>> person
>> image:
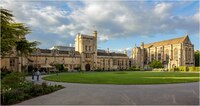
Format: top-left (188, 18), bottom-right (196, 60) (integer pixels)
top-left (32, 69), bottom-right (35, 81)
top-left (36, 70), bottom-right (40, 81)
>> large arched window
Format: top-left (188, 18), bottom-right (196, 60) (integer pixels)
top-left (174, 48), bottom-right (178, 60)
top-left (158, 50), bottom-right (162, 61)
top-left (151, 51), bottom-right (154, 61)
top-left (185, 48), bottom-right (188, 61)
top-left (165, 49), bottom-right (169, 61)
top-left (188, 48), bottom-right (191, 61)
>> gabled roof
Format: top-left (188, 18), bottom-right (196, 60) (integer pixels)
top-left (144, 35), bottom-right (189, 48)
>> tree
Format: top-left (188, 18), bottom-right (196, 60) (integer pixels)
top-left (1, 8), bottom-right (38, 56)
top-left (194, 51), bottom-right (200, 66)
top-left (149, 60), bottom-right (163, 68)
top-left (55, 64), bottom-right (64, 71)
top-left (1, 8), bottom-right (40, 72)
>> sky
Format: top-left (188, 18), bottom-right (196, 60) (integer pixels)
top-left (1, 0), bottom-right (199, 55)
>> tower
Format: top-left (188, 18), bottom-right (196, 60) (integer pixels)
top-left (75, 31), bottom-right (97, 71)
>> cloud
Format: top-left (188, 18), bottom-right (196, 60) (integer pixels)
top-left (1, 0), bottom-right (199, 49)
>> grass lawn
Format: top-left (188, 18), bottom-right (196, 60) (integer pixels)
top-left (43, 71), bottom-right (200, 85)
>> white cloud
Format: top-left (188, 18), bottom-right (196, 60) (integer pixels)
top-left (154, 3), bottom-right (172, 15)
top-left (1, 0), bottom-right (199, 49)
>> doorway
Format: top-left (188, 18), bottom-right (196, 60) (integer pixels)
top-left (85, 64), bottom-right (90, 71)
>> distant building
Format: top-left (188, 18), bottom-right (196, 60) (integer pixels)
top-left (132, 34), bottom-right (195, 69)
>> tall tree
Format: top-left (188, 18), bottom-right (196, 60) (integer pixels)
top-left (1, 8), bottom-right (38, 56)
top-left (1, 8), bottom-right (39, 72)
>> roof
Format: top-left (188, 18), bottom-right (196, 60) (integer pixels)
top-left (50, 46), bottom-right (75, 51)
top-left (144, 35), bottom-right (188, 48)
top-left (97, 52), bottom-right (127, 57)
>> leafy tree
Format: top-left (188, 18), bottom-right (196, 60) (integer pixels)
top-left (1, 8), bottom-right (39, 56)
top-left (149, 60), bottom-right (163, 68)
top-left (55, 64), bottom-right (64, 71)
top-left (194, 51), bottom-right (200, 66)
top-left (1, 8), bottom-right (40, 72)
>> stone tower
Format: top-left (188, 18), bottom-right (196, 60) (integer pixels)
top-left (75, 31), bottom-right (97, 71)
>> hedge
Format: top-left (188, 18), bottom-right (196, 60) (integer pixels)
top-left (176, 66), bottom-right (200, 72)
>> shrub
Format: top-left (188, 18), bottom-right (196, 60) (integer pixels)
top-left (149, 60), bottom-right (163, 68)
top-left (189, 66), bottom-right (200, 72)
top-left (178, 66), bottom-right (187, 71)
top-left (1, 72), bottom-right (25, 89)
top-left (128, 67), bottom-right (140, 71)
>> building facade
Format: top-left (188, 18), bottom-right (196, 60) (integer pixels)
top-left (1, 31), bottom-right (129, 72)
top-left (132, 34), bottom-right (195, 69)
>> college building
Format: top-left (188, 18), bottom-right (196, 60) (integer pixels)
top-left (0, 31), bottom-right (194, 72)
top-left (1, 31), bottom-right (129, 72)
top-left (131, 34), bottom-right (195, 69)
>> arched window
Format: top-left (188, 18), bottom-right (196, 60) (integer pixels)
top-left (188, 48), bottom-right (191, 61)
top-left (158, 50), bottom-right (161, 61)
top-left (165, 49), bottom-right (169, 61)
top-left (185, 48), bottom-right (188, 61)
top-left (151, 51), bottom-right (154, 61)
top-left (174, 48), bottom-right (178, 60)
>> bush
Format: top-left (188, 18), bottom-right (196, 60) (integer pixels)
top-left (55, 64), bottom-right (64, 71)
top-left (189, 66), bottom-right (200, 72)
top-left (178, 66), bottom-right (187, 71)
top-left (1, 71), bottom-right (11, 80)
top-left (1, 83), bottom-right (64, 105)
top-left (149, 60), bottom-right (163, 68)
top-left (128, 67), bottom-right (140, 71)
top-left (1, 72), bottom-right (25, 89)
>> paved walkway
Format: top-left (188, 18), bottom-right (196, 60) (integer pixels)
top-left (16, 75), bottom-right (199, 105)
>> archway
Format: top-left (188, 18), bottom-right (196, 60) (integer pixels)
top-left (172, 64), bottom-right (176, 68)
top-left (85, 64), bottom-right (90, 71)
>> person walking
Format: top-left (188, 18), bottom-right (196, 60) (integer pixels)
top-left (36, 70), bottom-right (40, 81)
top-left (32, 69), bottom-right (35, 81)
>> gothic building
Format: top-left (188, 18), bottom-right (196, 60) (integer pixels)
top-left (131, 34), bottom-right (195, 69)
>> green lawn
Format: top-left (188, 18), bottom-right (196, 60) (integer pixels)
top-left (43, 71), bottom-right (200, 85)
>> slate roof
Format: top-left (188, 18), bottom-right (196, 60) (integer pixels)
top-left (144, 35), bottom-right (188, 48)
top-left (97, 52), bottom-right (127, 57)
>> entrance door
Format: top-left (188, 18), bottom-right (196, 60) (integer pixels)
top-left (85, 64), bottom-right (90, 71)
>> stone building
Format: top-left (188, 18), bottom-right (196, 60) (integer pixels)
top-left (1, 31), bottom-right (129, 72)
top-left (132, 34), bottom-right (195, 69)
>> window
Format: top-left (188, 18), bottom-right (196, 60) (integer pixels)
top-left (89, 46), bottom-right (91, 51)
top-left (188, 48), bottom-right (191, 61)
top-left (10, 58), bottom-right (15, 67)
top-left (113, 59), bottom-right (117, 65)
top-left (158, 53), bottom-right (161, 61)
top-left (85, 46), bottom-right (87, 51)
top-left (150, 51), bottom-right (154, 61)
top-left (85, 54), bottom-right (91, 58)
top-left (158, 50), bottom-right (162, 61)
top-left (174, 48), bottom-right (178, 60)
top-left (185, 48), bottom-right (188, 61)
top-left (165, 49), bottom-right (169, 61)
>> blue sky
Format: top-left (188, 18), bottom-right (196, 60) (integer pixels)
top-left (1, 0), bottom-right (199, 54)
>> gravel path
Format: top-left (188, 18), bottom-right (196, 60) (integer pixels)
top-left (16, 74), bottom-right (199, 105)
